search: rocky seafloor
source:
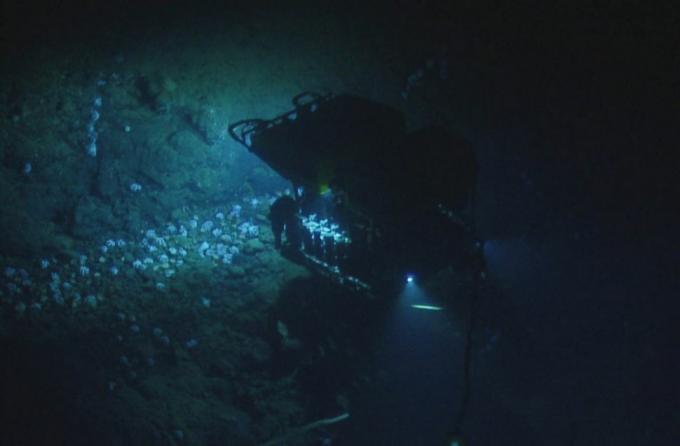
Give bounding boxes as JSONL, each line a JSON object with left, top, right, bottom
{"left": 0, "top": 192, "right": 326, "bottom": 444}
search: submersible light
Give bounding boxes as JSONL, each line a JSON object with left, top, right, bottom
{"left": 410, "top": 304, "right": 443, "bottom": 311}
{"left": 406, "top": 274, "right": 415, "bottom": 284}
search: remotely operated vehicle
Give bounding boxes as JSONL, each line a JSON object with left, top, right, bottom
{"left": 229, "top": 93, "right": 477, "bottom": 293}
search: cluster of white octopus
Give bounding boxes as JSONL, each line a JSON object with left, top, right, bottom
{"left": 0, "top": 195, "right": 274, "bottom": 317}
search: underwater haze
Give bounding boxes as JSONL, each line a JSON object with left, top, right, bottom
{"left": 1, "top": 1, "right": 677, "bottom": 445}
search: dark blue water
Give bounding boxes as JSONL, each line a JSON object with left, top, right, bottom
{"left": 338, "top": 284, "right": 463, "bottom": 444}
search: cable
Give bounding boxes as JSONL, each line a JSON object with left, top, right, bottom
{"left": 450, "top": 263, "right": 480, "bottom": 440}
{"left": 449, "top": 186, "right": 483, "bottom": 443}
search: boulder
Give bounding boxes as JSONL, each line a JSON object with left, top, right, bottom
{"left": 226, "top": 265, "right": 245, "bottom": 277}
{"left": 243, "top": 238, "right": 265, "bottom": 254}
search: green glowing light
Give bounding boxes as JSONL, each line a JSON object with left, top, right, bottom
{"left": 410, "top": 304, "right": 443, "bottom": 311}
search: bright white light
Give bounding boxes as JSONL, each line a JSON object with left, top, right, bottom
{"left": 406, "top": 274, "right": 414, "bottom": 284}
